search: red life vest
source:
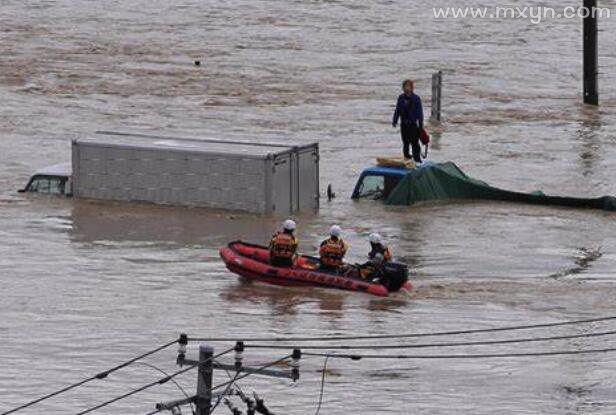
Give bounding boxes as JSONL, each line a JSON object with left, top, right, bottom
{"left": 319, "top": 238, "right": 347, "bottom": 268}
{"left": 270, "top": 232, "right": 297, "bottom": 260}
{"left": 369, "top": 244, "right": 393, "bottom": 262}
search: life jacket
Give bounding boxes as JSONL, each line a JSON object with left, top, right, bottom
{"left": 270, "top": 232, "right": 297, "bottom": 260}
{"left": 369, "top": 243, "right": 393, "bottom": 263}
{"left": 319, "top": 237, "right": 347, "bottom": 268}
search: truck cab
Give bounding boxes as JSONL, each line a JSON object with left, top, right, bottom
{"left": 19, "top": 163, "right": 72, "bottom": 196}
{"left": 351, "top": 166, "right": 408, "bottom": 200}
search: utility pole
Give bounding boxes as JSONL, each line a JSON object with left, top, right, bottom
{"left": 154, "top": 336, "right": 301, "bottom": 414}
{"left": 196, "top": 345, "right": 214, "bottom": 415}
{"left": 583, "top": 0, "right": 599, "bottom": 105}
{"left": 431, "top": 70, "right": 443, "bottom": 122}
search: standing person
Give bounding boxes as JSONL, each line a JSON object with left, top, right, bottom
{"left": 392, "top": 79, "right": 424, "bottom": 163}
{"left": 269, "top": 219, "right": 298, "bottom": 267}
{"left": 319, "top": 225, "right": 348, "bottom": 272}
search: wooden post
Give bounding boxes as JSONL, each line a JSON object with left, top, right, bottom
{"left": 196, "top": 345, "right": 214, "bottom": 415}
{"left": 431, "top": 71, "right": 443, "bottom": 122}
{"left": 583, "top": 0, "right": 599, "bottom": 105}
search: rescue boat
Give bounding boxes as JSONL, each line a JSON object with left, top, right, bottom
{"left": 219, "top": 241, "right": 412, "bottom": 297}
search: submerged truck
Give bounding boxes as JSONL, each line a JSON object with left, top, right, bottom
{"left": 21, "top": 131, "right": 320, "bottom": 215}
{"left": 19, "top": 163, "right": 72, "bottom": 196}
{"left": 351, "top": 161, "right": 616, "bottom": 212}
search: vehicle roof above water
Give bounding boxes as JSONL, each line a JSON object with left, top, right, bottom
{"left": 74, "top": 131, "right": 317, "bottom": 158}
{"left": 361, "top": 161, "right": 437, "bottom": 178}
{"left": 360, "top": 166, "right": 412, "bottom": 178}
{"left": 33, "top": 163, "right": 72, "bottom": 177}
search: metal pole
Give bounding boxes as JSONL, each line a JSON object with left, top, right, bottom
{"left": 431, "top": 71, "right": 443, "bottom": 122}
{"left": 196, "top": 345, "right": 214, "bottom": 415}
{"left": 583, "top": 0, "right": 598, "bottom": 105}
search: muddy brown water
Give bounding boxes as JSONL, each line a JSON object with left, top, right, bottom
{"left": 1, "top": 1, "right": 616, "bottom": 414}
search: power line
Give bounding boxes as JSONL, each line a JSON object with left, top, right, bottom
{"left": 208, "top": 354, "right": 292, "bottom": 395}
{"left": 213, "top": 358, "right": 247, "bottom": 412}
{"left": 186, "top": 315, "right": 616, "bottom": 343}
{"left": 134, "top": 362, "right": 195, "bottom": 415}
{"left": 243, "top": 328, "right": 616, "bottom": 350}
{"left": 314, "top": 356, "right": 329, "bottom": 415}
{"left": 1, "top": 339, "right": 179, "bottom": 415}
{"left": 206, "top": 356, "right": 292, "bottom": 415}
{"left": 304, "top": 346, "right": 616, "bottom": 360}
{"left": 74, "top": 347, "right": 235, "bottom": 415}
{"left": 215, "top": 360, "right": 245, "bottom": 395}
{"left": 210, "top": 371, "right": 241, "bottom": 414}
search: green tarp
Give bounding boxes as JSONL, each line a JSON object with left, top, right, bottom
{"left": 386, "top": 162, "right": 616, "bottom": 211}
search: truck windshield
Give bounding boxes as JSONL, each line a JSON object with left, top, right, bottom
{"left": 27, "top": 176, "right": 66, "bottom": 195}
{"left": 357, "top": 175, "right": 385, "bottom": 199}
{"left": 357, "top": 174, "right": 401, "bottom": 200}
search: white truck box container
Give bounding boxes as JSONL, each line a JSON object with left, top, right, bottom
{"left": 72, "top": 131, "right": 319, "bottom": 214}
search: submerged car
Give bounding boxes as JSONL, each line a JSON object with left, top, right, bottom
{"left": 19, "top": 163, "right": 72, "bottom": 196}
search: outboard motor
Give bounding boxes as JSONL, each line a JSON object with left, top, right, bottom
{"left": 379, "top": 262, "right": 409, "bottom": 292}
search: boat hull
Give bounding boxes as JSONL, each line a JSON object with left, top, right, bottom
{"left": 220, "top": 241, "right": 412, "bottom": 297}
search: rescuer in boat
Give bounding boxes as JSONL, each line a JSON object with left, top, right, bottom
{"left": 269, "top": 219, "right": 299, "bottom": 267}
{"left": 360, "top": 233, "right": 393, "bottom": 280}
{"left": 319, "top": 225, "right": 348, "bottom": 273}
{"left": 368, "top": 233, "right": 393, "bottom": 263}
{"left": 392, "top": 79, "right": 424, "bottom": 164}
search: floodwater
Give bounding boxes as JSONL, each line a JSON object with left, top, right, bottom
{"left": 1, "top": 0, "right": 616, "bottom": 414}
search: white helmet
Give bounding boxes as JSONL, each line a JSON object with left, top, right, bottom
{"left": 369, "top": 233, "right": 383, "bottom": 245}
{"left": 283, "top": 219, "right": 297, "bottom": 231}
{"left": 329, "top": 225, "right": 342, "bottom": 238}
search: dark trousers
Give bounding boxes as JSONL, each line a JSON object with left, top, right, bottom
{"left": 401, "top": 123, "right": 421, "bottom": 162}
{"left": 271, "top": 257, "right": 293, "bottom": 267}
{"left": 320, "top": 264, "right": 340, "bottom": 272}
